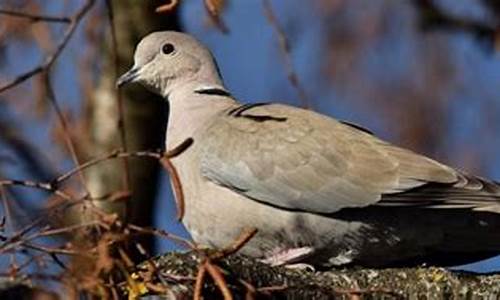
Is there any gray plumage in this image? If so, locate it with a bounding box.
[118,31,500,267]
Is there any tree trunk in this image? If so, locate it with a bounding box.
[85,0,180,259]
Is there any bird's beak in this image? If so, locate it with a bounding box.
[116,67,140,88]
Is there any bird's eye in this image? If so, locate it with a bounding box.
[161,43,175,55]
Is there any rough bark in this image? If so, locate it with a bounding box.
[129,251,500,299]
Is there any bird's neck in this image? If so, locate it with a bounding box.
[165,82,237,150]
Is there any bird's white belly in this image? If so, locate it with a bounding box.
[171,150,374,265]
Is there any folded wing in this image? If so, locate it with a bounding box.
[199,103,499,213]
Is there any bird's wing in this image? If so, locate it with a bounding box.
[199,103,497,214]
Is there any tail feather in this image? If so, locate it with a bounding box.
[380,172,500,212]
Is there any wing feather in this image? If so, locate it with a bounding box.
[199,103,498,213]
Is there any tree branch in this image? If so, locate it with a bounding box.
[0,8,71,23]
[0,0,96,94]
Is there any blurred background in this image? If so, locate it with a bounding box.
[0,0,499,281]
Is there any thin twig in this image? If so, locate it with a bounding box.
[262,0,311,109]
[11,254,39,273]
[0,119,58,181]
[203,0,229,33]
[155,0,180,13]
[25,221,104,240]
[162,137,193,222]
[18,242,80,256]
[9,196,85,244]
[205,262,233,300]
[45,75,90,195]
[0,232,80,256]
[0,193,89,255]
[49,253,67,270]
[55,150,159,184]
[193,228,258,299]
[127,224,195,249]
[0,186,14,232]
[0,179,73,201]
[117,247,134,268]
[239,279,257,300]
[0,0,96,94]
[0,272,62,282]
[0,220,103,255]
[54,138,191,221]
[0,8,71,23]
[194,263,207,300]
[160,158,185,221]
[55,138,192,186]
[211,228,257,260]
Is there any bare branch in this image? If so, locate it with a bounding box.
[54,150,159,185]
[211,228,257,260]
[205,262,233,300]
[0,179,73,201]
[44,76,90,196]
[203,0,229,33]
[52,138,193,221]
[155,0,180,13]
[0,117,58,181]
[0,8,71,23]
[127,224,195,249]
[194,262,207,300]
[262,0,311,109]
[160,158,185,221]
[0,0,96,94]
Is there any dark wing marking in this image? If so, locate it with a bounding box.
[228,103,272,116]
[340,120,374,135]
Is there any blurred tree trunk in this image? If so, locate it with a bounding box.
[85,1,180,260]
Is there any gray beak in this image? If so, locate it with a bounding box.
[116,67,140,87]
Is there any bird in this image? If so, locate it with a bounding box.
[117,31,500,268]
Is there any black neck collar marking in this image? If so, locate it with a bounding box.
[194,87,232,97]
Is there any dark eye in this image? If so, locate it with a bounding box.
[161,43,175,55]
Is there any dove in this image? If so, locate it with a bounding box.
[117,31,500,268]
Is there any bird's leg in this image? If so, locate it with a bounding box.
[261,246,315,270]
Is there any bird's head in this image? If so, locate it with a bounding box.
[117,31,223,97]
